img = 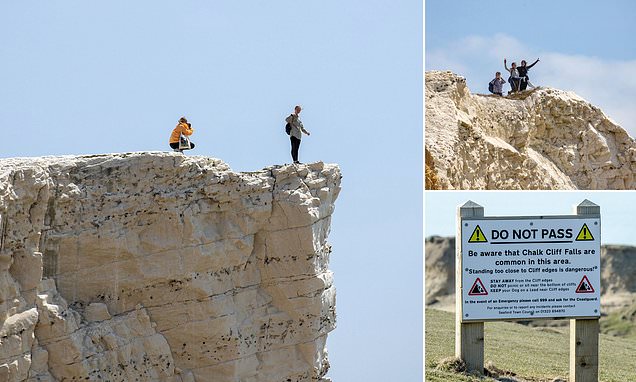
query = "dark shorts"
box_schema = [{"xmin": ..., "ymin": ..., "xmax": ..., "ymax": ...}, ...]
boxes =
[{"xmin": 170, "ymin": 142, "xmax": 195, "ymax": 150}]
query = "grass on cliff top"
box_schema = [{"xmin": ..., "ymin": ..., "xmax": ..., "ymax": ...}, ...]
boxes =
[
  {"xmin": 425, "ymin": 308, "xmax": 636, "ymax": 382},
  {"xmin": 600, "ymin": 303, "xmax": 636, "ymax": 339}
]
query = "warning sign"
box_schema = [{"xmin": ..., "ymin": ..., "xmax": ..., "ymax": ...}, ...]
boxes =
[
  {"xmin": 468, "ymin": 225, "xmax": 488, "ymax": 243},
  {"xmin": 468, "ymin": 278, "xmax": 488, "ymax": 295},
  {"xmin": 576, "ymin": 223, "xmax": 594, "ymax": 241},
  {"xmin": 460, "ymin": 215, "xmax": 600, "ymax": 321},
  {"xmin": 576, "ymin": 275, "xmax": 595, "ymax": 293}
]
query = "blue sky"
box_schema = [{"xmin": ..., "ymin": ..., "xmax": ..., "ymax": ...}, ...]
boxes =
[
  {"xmin": 1, "ymin": 2, "xmax": 422, "ymax": 381},
  {"xmin": 425, "ymin": 192, "xmax": 636, "ymax": 247},
  {"xmin": 426, "ymin": 0, "xmax": 636, "ymax": 137}
]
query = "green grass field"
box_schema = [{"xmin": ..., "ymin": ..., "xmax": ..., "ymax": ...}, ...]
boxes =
[
  {"xmin": 425, "ymin": 309, "xmax": 636, "ymax": 382},
  {"xmin": 600, "ymin": 304, "xmax": 636, "ymax": 339}
]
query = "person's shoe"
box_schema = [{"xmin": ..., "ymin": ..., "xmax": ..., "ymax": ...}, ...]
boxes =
[
  {"xmin": 173, "ymin": 149, "xmax": 182, "ymax": 153},
  {"xmin": 293, "ymin": 160, "xmax": 301, "ymax": 164}
]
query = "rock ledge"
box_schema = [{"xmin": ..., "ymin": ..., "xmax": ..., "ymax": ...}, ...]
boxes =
[{"xmin": 426, "ymin": 70, "xmax": 636, "ymax": 189}]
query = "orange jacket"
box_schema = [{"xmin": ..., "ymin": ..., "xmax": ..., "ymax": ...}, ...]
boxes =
[{"xmin": 169, "ymin": 122, "xmax": 194, "ymax": 144}]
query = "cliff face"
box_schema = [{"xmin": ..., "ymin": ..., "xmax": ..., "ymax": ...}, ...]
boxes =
[
  {"xmin": 425, "ymin": 71, "xmax": 636, "ymax": 190},
  {"xmin": 423, "ymin": 236, "xmax": 455, "ymax": 310},
  {"xmin": 425, "ymin": 236, "xmax": 636, "ymax": 312},
  {"xmin": 0, "ymin": 152, "xmax": 341, "ymax": 382}
]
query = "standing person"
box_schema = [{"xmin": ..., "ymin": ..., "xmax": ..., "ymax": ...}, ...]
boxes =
[
  {"xmin": 504, "ymin": 59, "xmax": 521, "ymax": 93},
  {"xmin": 169, "ymin": 117, "xmax": 195, "ymax": 152},
  {"xmin": 285, "ymin": 105, "xmax": 310, "ymax": 164},
  {"xmin": 517, "ymin": 58, "xmax": 540, "ymax": 91},
  {"xmin": 489, "ymin": 72, "xmax": 507, "ymax": 96}
]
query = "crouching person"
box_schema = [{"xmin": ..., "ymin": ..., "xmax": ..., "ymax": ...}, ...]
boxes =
[{"xmin": 169, "ymin": 117, "xmax": 195, "ymax": 152}]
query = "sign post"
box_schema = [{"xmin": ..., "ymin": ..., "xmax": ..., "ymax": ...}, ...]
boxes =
[
  {"xmin": 456, "ymin": 200, "xmax": 601, "ymax": 381},
  {"xmin": 455, "ymin": 201, "xmax": 485, "ymax": 372},
  {"xmin": 570, "ymin": 200, "xmax": 600, "ymax": 382}
]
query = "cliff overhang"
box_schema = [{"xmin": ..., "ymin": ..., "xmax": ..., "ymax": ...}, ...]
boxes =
[{"xmin": 0, "ymin": 152, "xmax": 341, "ymax": 382}]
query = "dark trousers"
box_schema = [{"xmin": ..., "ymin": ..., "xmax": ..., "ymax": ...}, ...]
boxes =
[
  {"xmin": 509, "ymin": 78, "xmax": 520, "ymax": 92},
  {"xmin": 170, "ymin": 142, "xmax": 195, "ymax": 150},
  {"xmin": 520, "ymin": 77, "xmax": 529, "ymax": 91},
  {"xmin": 290, "ymin": 136, "xmax": 301, "ymax": 162}
]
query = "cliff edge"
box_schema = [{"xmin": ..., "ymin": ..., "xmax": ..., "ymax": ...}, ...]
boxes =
[
  {"xmin": 0, "ymin": 152, "xmax": 341, "ymax": 382},
  {"xmin": 425, "ymin": 70, "xmax": 636, "ymax": 190}
]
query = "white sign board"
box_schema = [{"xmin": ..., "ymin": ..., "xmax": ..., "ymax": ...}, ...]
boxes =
[{"xmin": 461, "ymin": 217, "xmax": 600, "ymax": 321}]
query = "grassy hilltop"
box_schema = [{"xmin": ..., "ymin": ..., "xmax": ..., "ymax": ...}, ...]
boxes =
[{"xmin": 425, "ymin": 309, "xmax": 636, "ymax": 382}]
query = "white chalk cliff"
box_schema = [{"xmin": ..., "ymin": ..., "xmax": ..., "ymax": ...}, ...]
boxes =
[
  {"xmin": 425, "ymin": 70, "xmax": 636, "ymax": 189},
  {"xmin": 0, "ymin": 152, "xmax": 341, "ymax": 382}
]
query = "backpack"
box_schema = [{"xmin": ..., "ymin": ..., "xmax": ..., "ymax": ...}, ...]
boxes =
[
  {"xmin": 285, "ymin": 115, "xmax": 293, "ymax": 135},
  {"xmin": 488, "ymin": 81, "xmax": 494, "ymax": 93}
]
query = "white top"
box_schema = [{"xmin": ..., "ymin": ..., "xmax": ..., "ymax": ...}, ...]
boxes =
[
  {"xmin": 286, "ymin": 114, "xmax": 310, "ymax": 140},
  {"xmin": 504, "ymin": 62, "xmax": 521, "ymax": 79}
]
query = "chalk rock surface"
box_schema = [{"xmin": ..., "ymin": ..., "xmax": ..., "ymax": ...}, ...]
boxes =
[
  {"xmin": 0, "ymin": 152, "xmax": 341, "ymax": 382},
  {"xmin": 425, "ymin": 70, "xmax": 636, "ymax": 190}
]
